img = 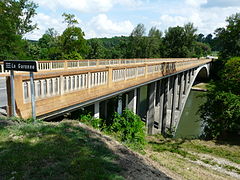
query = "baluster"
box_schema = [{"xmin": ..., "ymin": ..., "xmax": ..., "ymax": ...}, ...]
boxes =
[{"xmin": 88, "ymin": 72, "xmax": 91, "ymax": 88}]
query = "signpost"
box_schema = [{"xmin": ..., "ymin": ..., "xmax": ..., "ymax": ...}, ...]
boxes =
[{"xmin": 4, "ymin": 60, "xmax": 38, "ymax": 119}]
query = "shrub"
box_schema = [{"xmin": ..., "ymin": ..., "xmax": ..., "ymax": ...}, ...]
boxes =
[
  {"xmin": 110, "ymin": 109, "xmax": 146, "ymax": 147},
  {"xmin": 79, "ymin": 114, "xmax": 105, "ymax": 130}
]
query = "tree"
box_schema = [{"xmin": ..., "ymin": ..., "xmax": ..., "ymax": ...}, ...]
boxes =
[
  {"xmin": 60, "ymin": 27, "xmax": 88, "ymax": 59},
  {"xmin": 163, "ymin": 23, "xmax": 198, "ymax": 58},
  {"xmin": 62, "ymin": 13, "xmax": 78, "ymax": 27},
  {"xmin": 126, "ymin": 23, "xmax": 149, "ymax": 58},
  {"xmin": 184, "ymin": 23, "xmax": 197, "ymax": 54},
  {"xmin": 87, "ymin": 38, "xmax": 105, "ymax": 59},
  {"xmin": 193, "ymin": 42, "xmax": 211, "ymax": 57},
  {"xmin": 147, "ymin": 27, "xmax": 163, "ymax": 58},
  {"xmin": 215, "ymin": 13, "xmax": 240, "ymax": 59},
  {"xmin": 131, "ymin": 23, "xmax": 145, "ymax": 37},
  {"xmin": 38, "ymin": 28, "xmax": 61, "ymax": 60},
  {"xmin": 163, "ymin": 26, "xmax": 189, "ymax": 57},
  {"xmin": 197, "ymin": 33, "xmax": 205, "ymax": 42},
  {"xmin": 0, "ymin": 0, "xmax": 38, "ymax": 60},
  {"xmin": 200, "ymin": 58, "xmax": 240, "ymax": 140},
  {"xmin": 60, "ymin": 13, "xmax": 88, "ymax": 59}
]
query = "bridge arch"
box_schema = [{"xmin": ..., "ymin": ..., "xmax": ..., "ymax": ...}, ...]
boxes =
[{"xmin": 172, "ymin": 63, "xmax": 211, "ymax": 135}]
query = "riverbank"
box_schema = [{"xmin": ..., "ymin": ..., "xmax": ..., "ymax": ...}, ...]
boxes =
[
  {"xmin": 191, "ymin": 82, "xmax": 208, "ymax": 91},
  {"xmin": 0, "ymin": 118, "xmax": 239, "ymax": 179}
]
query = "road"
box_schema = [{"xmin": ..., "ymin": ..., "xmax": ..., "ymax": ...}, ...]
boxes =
[{"xmin": 0, "ymin": 77, "xmax": 7, "ymax": 108}]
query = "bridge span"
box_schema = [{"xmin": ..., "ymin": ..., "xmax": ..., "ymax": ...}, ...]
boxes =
[{"xmin": 1, "ymin": 58, "xmax": 211, "ymax": 134}]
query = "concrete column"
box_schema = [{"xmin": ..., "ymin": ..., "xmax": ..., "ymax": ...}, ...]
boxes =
[
  {"xmin": 162, "ymin": 78, "xmax": 169, "ymax": 134},
  {"xmin": 127, "ymin": 88, "xmax": 137, "ymax": 114},
  {"xmin": 165, "ymin": 76, "xmax": 172, "ymax": 131},
  {"xmin": 136, "ymin": 88, "xmax": 141, "ymax": 115},
  {"xmin": 146, "ymin": 82, "xmax": 156, "ymax": 135},
  {"xmin": 125, "ymin": 93, "xmax": 129, "ymax": 108},
  {"xmin": 188, "ymin": 70, "xmax": 191, "ymax": 84},
  {"xmin": 167, "ymin": 76, "xmax": 173, "ymax": 109},
  {"xmin": 170, "ymin": 75, "xmax": 178, "ymax": 130},
  {"xmin": 158, "ymin": 79, "xmax": 164, "ymax": 133},
  {"xmin": 104, "ymin": 100, "xmax": 108, "ymax": 119},
  {"xmin": 94, "ymin": 101, "xmax": 100, "ymax": 119},
  {"xmin": 184, "ymin": 71, "xmax": 188, "ymax": 95},
  {"xmin": 117, "ymin": 95, "xmax": 123, "ymax": 114},
  {"xmin": 178, "ymin": 73, "xmax": 184, "ymax": 110}
]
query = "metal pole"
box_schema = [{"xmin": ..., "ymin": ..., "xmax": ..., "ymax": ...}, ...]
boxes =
[
  {"xmin": 30, "ymin": 72, "xmax": 36, "ymax": 119},
  {"xmin": 10, "ymin": 70, "xmax": 16, "ymax": 117}
]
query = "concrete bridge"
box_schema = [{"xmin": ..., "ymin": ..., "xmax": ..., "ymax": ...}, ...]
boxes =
[{"xmin": 0, "ymin": 58, "xmax": 211, "ymax": 134}]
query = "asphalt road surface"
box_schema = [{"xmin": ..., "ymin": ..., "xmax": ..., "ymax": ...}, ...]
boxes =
[{"xmin": 0, "ymin": 77, "xmax": 7, "ymax": 108}]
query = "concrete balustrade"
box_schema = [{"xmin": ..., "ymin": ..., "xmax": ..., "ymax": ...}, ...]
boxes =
[{"xmin": 0, "ymin": 58, "xmax": 206, "ymax": 76}]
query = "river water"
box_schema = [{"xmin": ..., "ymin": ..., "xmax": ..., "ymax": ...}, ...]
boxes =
[{"xmin": 175, "ymin": 90, "xmax": 206, "ymax": 138}]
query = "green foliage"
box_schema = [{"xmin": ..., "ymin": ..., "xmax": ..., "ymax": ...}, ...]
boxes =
[
  {"xmin": 109, "ymin": 109, "xmax": 146, "ymax": 147},
  {"xmin": 87, "ymin": 38, "xmax": 105, "ymax": 59},
  {"xmin": 79, "ymin": 114, "xmax": 105, "ymax": 129},
  {"xmin": 60, "ymin": 26, "xmax": 88, "ymax": 59},
  {"xmin": 220, "ymin": 57, "xmax": 240, "ymax": 94},
  {"xmin": 62, "ymin": 13, "xmax": 79, "ymax": 27},
  {"xmin": 0, "ymin": 0, "xmax": 38, "ymax": 60},
  {"xmin": 192, "ymin": 41, "xmax": 211, "ymax": 57},
  {"xmin": 163, "ymin": 23, "xmax": 199, "ymax": 58},
  {"xmin": 215, "ymin": 13, "xmax": 240, "ymax": 59},
  {"xmin": 163, "ymin": 26, "xmax": 189, "ymax": 57},
  {"xmin": 200, "ymin": 57, "xmax": 240, "ymax": 140},
  {"xmin": 72, "ymin": 108, "xmax": 146, "ymax": 149}
]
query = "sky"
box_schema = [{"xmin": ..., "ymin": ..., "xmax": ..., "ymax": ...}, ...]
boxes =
[{"xmin": 25, "ymin": 0, "xmax": 240, "ymax": 40}]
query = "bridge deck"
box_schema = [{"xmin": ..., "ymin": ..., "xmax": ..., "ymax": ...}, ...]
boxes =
[{"xmin": 4, "ymin": 58, "xmax": 212, "ymax": 118}]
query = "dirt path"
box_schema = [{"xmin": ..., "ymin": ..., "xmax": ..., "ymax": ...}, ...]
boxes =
[{"xmin": 78, "ymin": 122, "xmax": 178, "ymax": 180}]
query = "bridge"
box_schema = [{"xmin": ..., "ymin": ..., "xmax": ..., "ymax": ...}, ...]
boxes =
[{"xmin": 0, "ymin": 58, "xmax": 211, "ymax": 134}]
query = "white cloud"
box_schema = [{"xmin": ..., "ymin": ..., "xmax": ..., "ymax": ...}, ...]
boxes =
[
  {"xmin": 85, "ymin": 14, "xmax": 134, "ymax": 38},
  {"xmin": 33, "ymin": 0, "xmax": 142, "ymax": 13},
  {"xmin": 25, "ymin": 13, "xmax": 67, "ymax": 40},
  {"xmin": 185, "ymin": 0, "xmax": 207, "ymax": 7}
]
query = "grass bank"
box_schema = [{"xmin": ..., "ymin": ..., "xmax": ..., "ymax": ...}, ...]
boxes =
[{"xmin": 0, "ymin": 118, "xmax": 124, "ymax": 180}]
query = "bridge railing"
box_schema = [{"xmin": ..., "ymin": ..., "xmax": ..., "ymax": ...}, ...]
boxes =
[
  {"xmin": 6, "ymin": 58, "xmax": 211, "ymax": 118},
  {"xmin": 0, "ymin": 58, "xmax": 199, "ymax": 75}
]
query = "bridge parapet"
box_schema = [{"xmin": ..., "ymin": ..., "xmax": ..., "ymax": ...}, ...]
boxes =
[
  {"xmin": 1, "ymin": 58, "xmax": 204, "ymax": 75},
  {"xmin": 5, "ymin": 58, "xmax": 211, "ymax": 118}
]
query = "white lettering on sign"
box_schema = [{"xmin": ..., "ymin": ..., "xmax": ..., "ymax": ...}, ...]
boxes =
[{"xmin": 18, "ymin": 64, "xmax": 35, "ymax": 70}]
